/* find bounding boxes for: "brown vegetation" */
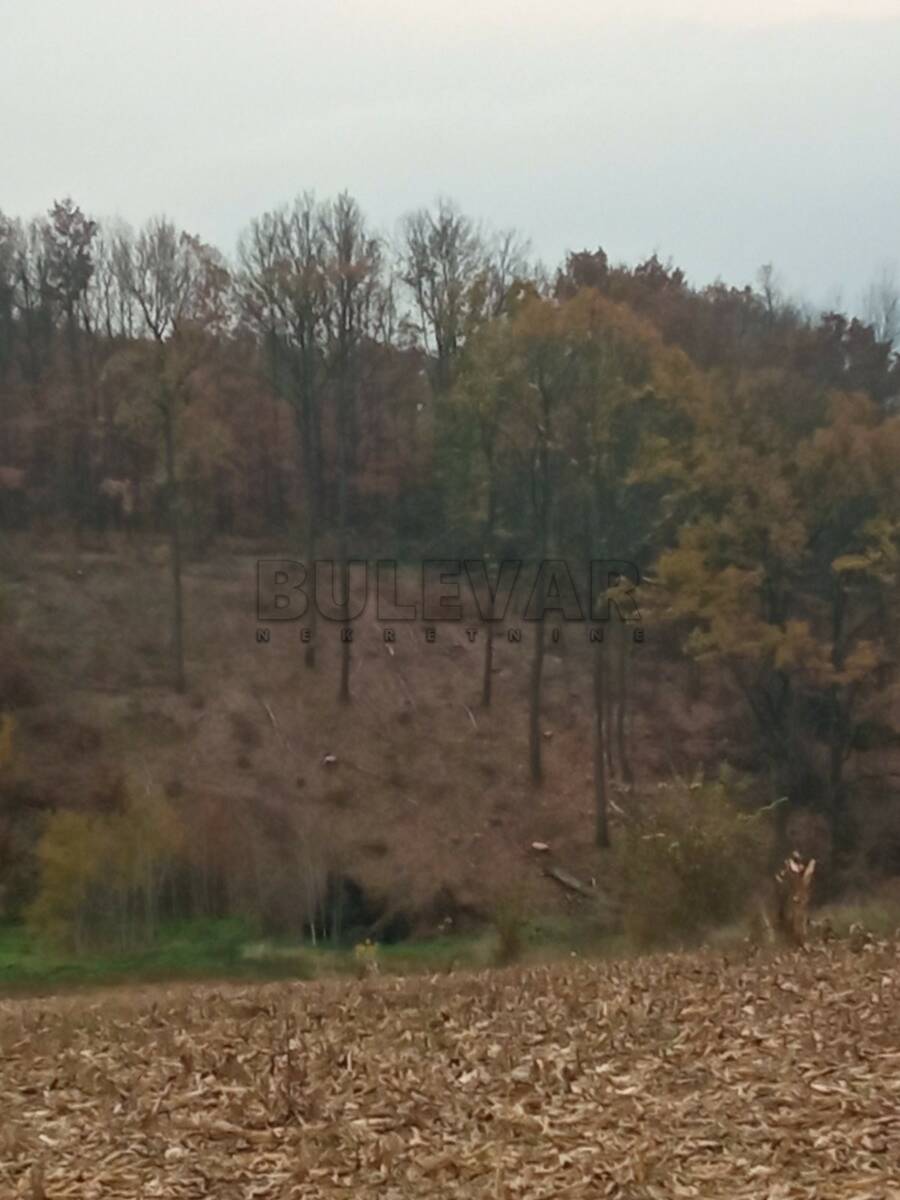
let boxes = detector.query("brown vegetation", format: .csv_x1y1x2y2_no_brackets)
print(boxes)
1,941,899,1196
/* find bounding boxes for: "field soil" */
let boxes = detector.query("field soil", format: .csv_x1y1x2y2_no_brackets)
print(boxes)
1,940,899,1197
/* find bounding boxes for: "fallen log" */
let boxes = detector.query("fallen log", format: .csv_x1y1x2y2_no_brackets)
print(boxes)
545,865,595,897
544,866,621,921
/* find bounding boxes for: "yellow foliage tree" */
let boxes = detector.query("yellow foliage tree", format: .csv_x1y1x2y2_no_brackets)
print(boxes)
658,378,900,854
27,787,184,952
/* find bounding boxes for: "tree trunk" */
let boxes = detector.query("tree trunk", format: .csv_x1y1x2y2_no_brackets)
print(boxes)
338,558,351,705
337,360,352,705
163,397,185,694
593,636,610,848
482,618,494,708
615,619,633,786
828,581,854,857
529,387,552,786
65,310,91,534
603,644,615,779
298,362,319,670
529,608,545,784
481,467,497,709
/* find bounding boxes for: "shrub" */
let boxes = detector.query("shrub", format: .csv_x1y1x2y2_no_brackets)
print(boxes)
617,770,773,948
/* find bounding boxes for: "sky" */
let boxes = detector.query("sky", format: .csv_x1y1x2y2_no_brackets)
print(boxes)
2,0,899,311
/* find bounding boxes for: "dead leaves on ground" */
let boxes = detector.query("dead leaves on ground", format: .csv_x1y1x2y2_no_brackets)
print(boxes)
1,942,899,1197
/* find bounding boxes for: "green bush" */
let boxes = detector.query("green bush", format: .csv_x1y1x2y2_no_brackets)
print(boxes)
617,770,773,948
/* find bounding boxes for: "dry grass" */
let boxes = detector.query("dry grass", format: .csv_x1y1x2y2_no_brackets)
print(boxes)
5,537,747,931
1,941,899,1197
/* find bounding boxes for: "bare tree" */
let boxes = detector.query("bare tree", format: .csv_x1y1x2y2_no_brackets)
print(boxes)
115,217,229,692
321,193,383,703
0,213,21,462
43,199,99,525
12,218,54,391
482,228,531,320
528,375,555,786
756,262,781,324
238,196,328,668
863,266,900,348
592,636,610,847
87,220,139,342
399,199,486,394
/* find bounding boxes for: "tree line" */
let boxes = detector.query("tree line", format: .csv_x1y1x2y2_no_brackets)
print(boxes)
1,195,899,867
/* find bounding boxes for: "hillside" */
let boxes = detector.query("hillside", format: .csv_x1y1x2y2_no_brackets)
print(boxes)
3,533,899,942
0,533,757,935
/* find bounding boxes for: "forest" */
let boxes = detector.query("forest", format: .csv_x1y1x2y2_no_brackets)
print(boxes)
1,194,899,956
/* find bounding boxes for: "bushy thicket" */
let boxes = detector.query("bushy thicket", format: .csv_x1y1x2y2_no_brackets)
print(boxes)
26,790,183,952
21,776,368,952
617,772,774,948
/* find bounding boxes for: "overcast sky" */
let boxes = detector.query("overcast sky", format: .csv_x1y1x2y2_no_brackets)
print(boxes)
3,0,898,310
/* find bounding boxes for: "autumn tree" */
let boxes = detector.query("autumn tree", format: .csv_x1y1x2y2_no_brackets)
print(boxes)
511,295,575,784
659,371,900,858
27,787,183,951
510,288,688,834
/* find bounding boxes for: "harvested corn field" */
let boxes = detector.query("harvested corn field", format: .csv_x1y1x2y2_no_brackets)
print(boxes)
1,942,899,1198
